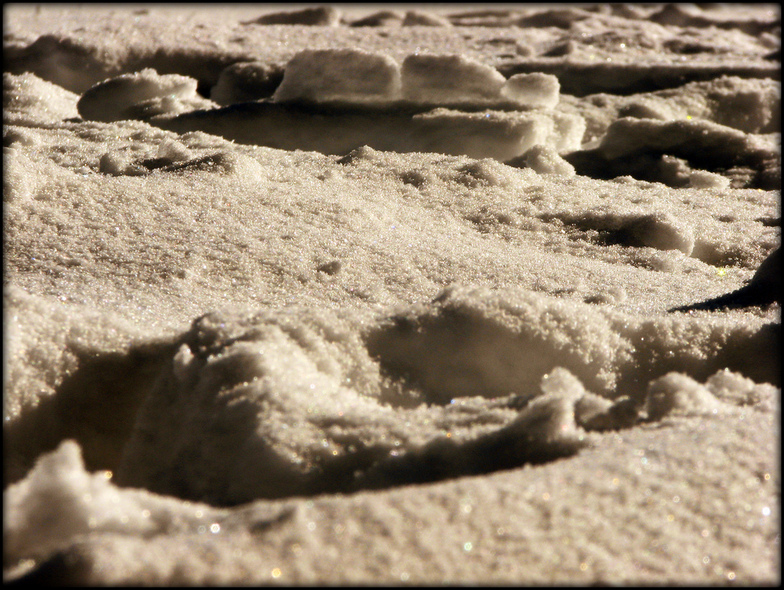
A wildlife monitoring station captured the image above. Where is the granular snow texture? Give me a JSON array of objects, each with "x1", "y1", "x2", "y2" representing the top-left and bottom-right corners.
[{"x1": 3, "y1": 3, "x2": 780, "y2": 586}]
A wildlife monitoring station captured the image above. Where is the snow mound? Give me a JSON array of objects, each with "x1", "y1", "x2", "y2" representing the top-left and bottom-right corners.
[
  {"x1": 367, "y1": 285, "x2": 631, "y2": 403},
  {"x1": 3, "y1": 72, "x2": 79, "y2": 125}
]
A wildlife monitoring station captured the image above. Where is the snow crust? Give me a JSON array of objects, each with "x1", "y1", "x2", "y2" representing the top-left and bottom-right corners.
[{"x1": 273, "y1": 48, "x2": 402, "y2": 103}]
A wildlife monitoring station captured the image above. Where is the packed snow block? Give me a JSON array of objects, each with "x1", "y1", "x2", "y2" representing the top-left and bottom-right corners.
[
  {"x1": 77, "y1": 69, "x2": 215, "y2": 123},
  {"x1": 614, "y1": 77, "x2": 781, "y2": 134},
  {"x1": 688, "y1": 169, "x2": 731, "y2": 189},
  {"x1": 567, "y1": 115, "x2": 778, "y2": 188},
  {"x1": 501, "y1": 73, "x2": 560, "y2": 109},
  {"x1": 210, "y1": 62, "x2": 284, "y2": 106},
  {"x1": 597, "y1": 117, "x2": 771, "y2": 169},
  {"x1": 4, "y1": 440, "x2": 229, "y2": 568},
  {"x1": 401, "y1": 54, "x2": 506, "y2": 103},
  {"x1": 410, "y1": 109, "x2": 555, "y2": 161},
  {"x1": 549, "y1": 112, "x2": 586, "y2": 152},
  {"x1": 645, "y1": 373, "x2": 725, "y2": 420},
  {"x1": 699, "y1": 76, "x2": 780, "y2": 134},
  {"x1": 273, "y1": 49, "x2": 402, "y2": 103},
  {"x1": 245, "y1": 6, "x2": 341, "y2": 26},
  {"x1": 407, "y1": 109, "x2": 581, "y2": 160}
]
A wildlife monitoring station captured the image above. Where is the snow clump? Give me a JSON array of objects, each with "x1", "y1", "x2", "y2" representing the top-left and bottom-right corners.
[{"x1": 77, "y1": 68, "x2": 216, "y2": 122}]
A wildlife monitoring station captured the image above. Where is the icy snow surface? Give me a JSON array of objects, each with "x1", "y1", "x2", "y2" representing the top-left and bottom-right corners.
[{"x1": 3, "y1": 3, "x2": 781, "y2": 586}]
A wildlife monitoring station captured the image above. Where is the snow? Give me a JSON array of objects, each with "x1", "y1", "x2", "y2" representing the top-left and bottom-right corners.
[
  {"x1": 273, "y1": 48, "x2": 402, "y2": 103},
  {"x1": 2, "y1": 3, "x2": 780, "y2": 586}
]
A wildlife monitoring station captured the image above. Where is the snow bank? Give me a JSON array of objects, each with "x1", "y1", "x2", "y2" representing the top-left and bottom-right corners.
[
  {"x1": 4, "y1": 286, "x2": 777, "y2": 569},
  {"x1": 273, "y1": 48, "x2": 402, "y2": 103},
  {"x1": 7, "y1": 286, "x2": 771, "y2": 509}
]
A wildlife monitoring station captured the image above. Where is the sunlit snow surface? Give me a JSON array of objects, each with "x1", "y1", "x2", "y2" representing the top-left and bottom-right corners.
[{"x1": 3, "y1": 3, "x2": 781, "y2": 586}]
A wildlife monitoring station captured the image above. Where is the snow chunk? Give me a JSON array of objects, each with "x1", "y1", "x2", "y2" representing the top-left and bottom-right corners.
[
  {"x1": 501, "y1": 73, "x2": 560, "y2": 109},
  {"x1": 541, "y1": 368, "x2": 639, "y2": 431},
  {"x1": 705, "y1": 369, "x2": 778, "y2": 412},
  {"x1": 645, "y1": 373, "x2": 726, "y2": 420},
  {"x1": 550, "y1": 112, "x2": 587, "y2": 153},
  {"x1": 520, "y1": 144, "x2": 576, "y2": 176},
  {"x1": 246, "y1": 6, "x2": 341, "y2": 26},
  {"x1": 349, "y1": 10, "x2": 405, "y2": 27},
  {"x1": 401, "y1": 54, "x2": 506, "y2": 103},
  {"x1": 77, "y1": 69, "x2": 216, "y2": 123},
  {"x1": 211, "y1": 62, "x2": 283, "y2": 106},
  {"x1": 4, "y1": 440, "x2": 158, "y2": 561},
  {"x1": 273, "y1": 49, "x2": 402, "y2": 103},
  {"x1": 4, "y1": 440, "x2": 226, "y2": 566},
  {"x1": 689, "y1": 169, "x2": 731, "y2": 189},
  {"x1": 540, "y1": 366, "x2": 588, "y2": 401},
  {"x1": 597, "y1": 117, "x2": 768, "y2": 168}
]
